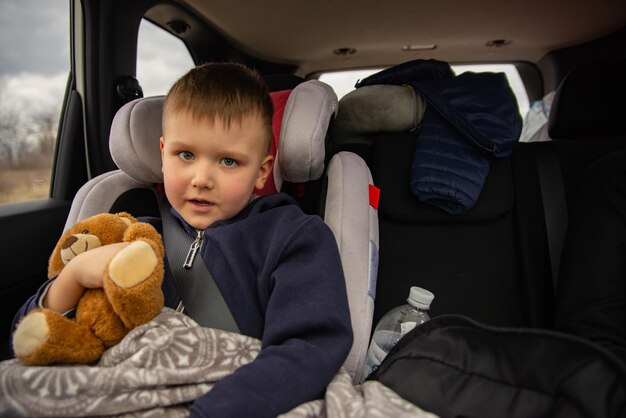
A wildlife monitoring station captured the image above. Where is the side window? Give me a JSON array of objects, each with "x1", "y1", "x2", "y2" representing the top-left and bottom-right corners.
[
  {"x1": 0, "y1": 0, "x2": 69, "y2": 205},
  {"x1": 318, "y1": 69, "x2": 384, "y2": 102},
  {"x1": 137, "y1": 19, "x2": 195, "y2": 97},
  {"x1": 319, "y1": 64, "x2": 530, "y2": 118}
]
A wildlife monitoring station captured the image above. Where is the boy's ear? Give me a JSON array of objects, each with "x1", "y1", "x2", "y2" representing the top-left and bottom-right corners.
[
  {"x1": 159, "y1": 137, "x2": 165, "y2": 170},
  {"x1": 255, "y1": 154, "x2": 275, "y2": 190}
]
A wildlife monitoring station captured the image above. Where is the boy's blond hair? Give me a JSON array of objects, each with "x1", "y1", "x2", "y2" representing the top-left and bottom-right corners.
[{"x1": 163, "y1": 62, "x2": 274, "y2": 152}]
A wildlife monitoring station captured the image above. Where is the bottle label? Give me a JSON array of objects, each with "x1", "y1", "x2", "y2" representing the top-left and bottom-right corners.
[
  {"x1": 400, "y1": 321, "x2": 416, "y2": 335},
  {"x1": 360, "y1": 330, "x2": 401, "y2": 382}
]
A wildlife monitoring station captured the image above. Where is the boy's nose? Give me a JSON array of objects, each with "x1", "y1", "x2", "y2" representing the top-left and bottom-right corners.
[{"x1": 191, "y1": 164, "x2": 215, "y2": 189}]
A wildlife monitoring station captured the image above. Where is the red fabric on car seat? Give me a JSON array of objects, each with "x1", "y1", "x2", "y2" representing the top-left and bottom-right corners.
[{"x1": 255, "y1": 89, "x2": 292, "y2": 196}]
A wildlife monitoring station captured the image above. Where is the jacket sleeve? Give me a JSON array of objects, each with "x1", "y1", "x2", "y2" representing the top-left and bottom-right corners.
[
  {"x1": 188, "y1": 218, "x2": 353, "y2": 418},
  {"x1": 10, "y1": 280, "x2": 77, "y2": 353}
]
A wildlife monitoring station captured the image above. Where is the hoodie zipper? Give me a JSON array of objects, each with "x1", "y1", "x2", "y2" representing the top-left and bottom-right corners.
[{"x1": 183, "y1": 229, "x2": 203, "y2": 269}]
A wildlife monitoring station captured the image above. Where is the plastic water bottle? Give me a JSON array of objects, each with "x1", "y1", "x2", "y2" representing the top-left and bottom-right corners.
[{"x1": 359, "y1": 286, "x2": 434, "y2": 382}]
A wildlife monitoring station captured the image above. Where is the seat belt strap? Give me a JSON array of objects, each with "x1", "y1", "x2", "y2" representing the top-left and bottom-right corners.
[
  {"x1": 160, "y1": 198, "x2": 240, "y2": 333},
  {"x1": 535, "y1": 144, "x2": 569, "y2": 290}
]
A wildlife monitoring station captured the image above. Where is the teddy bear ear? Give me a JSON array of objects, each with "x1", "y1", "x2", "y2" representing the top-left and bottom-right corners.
[
  {"x1": 115, "y1": 212, "x2": 137, "y2": 225},
  {"x1": 48, "y1": 229, "x2": 73, "y2": 278},
  {"x1": 48, "y1": 246, "x2": 65, "y2": 278}
]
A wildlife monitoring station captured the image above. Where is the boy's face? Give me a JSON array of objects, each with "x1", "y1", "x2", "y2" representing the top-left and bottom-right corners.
[{"x1": 160, "y1": 111, "x2": 274, "y2": 230}]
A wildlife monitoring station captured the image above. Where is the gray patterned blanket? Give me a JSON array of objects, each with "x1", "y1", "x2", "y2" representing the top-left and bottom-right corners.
[{"x1": 0, "y1": 308, "x2": 437, "y2": 418}]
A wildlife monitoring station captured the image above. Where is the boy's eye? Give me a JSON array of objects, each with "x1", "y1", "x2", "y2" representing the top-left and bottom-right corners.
[
  {"x1": 220, "y1": 157, "x2": 239, "y2": 167},
  {"x1": 177, "y1": 151, "x2": 194, "y2": 161}
]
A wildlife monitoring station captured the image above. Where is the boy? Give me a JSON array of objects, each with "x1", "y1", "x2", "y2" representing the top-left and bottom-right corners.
[{"x1": 12, "y1": 63, "x2": 353, "y2": 418}]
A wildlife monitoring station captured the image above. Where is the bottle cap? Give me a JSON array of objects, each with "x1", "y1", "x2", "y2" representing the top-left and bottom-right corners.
[{"x1": 407, "y1": 286, "x2": 434, "y2": 310}]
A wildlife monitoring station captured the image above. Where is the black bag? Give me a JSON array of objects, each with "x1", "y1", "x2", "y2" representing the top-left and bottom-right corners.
[{"x1": 369, "y1": 315, "x2": 626, "y2": 418}]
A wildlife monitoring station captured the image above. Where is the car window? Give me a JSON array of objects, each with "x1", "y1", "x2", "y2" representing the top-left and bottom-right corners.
[
  {"x1": 318, "y1": 69, "x2": 385, "y2": 102},
  {"x1": 0, "y1": 0, "x2": 69, "y2": 205},
  {"x1": 137, "y1": 19, "x2": 195, "y2": 97},
  {"x1": 319, "y1": 64, "x2": 530, "y2": 118}
]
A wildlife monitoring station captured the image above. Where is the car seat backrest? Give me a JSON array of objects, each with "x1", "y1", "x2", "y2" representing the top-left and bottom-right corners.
[
  {"x1": 330, "y1": 80, "x2": 555, "y2": 333},
  {"x1": 518, "y1": 60, "x2": 626, "y2": 356},
  {"x1": 324, "y1": 151, "x2": 380, "y2": 381},
  {"x1": 513, "y1": 60, "x2": 626, "y2": 291}
]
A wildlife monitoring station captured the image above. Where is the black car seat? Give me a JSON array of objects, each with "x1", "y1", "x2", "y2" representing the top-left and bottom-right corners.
[
  {"x1": 540, "y1": 59, "x2": 626, "y2": 362},
  {"x1": 328, "y1": 70, "x2": 555, "y2": 332},
  {"x1": 513, "y1": 59, "x2": 626, "y2": 293}
]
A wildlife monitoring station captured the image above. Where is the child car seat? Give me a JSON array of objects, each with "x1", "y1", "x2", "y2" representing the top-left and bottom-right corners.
[
  {"x1": 538, "y1": 59, "x2": 626, "y2": 363},
  {"x1": 62, "y1": 79, "x2": 377, "y2": 381}
]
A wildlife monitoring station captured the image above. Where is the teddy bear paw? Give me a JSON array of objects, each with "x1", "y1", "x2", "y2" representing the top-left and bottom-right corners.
[
  {"x1": 108, "y1": 240, "x2": 158, "y2": 288},
  {"x1": 13, "y1": 311, "x2": 49, "y2": 358}
]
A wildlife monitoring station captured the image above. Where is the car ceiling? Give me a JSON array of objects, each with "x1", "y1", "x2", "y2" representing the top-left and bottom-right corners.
[{"x1": 181, "y1": 0, "x2": 626, "y2": 75}]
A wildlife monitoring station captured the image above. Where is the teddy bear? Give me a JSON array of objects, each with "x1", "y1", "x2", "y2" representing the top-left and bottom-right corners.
[{"x1": 12, "y1": 212, "x2": 165, "y2": 366}]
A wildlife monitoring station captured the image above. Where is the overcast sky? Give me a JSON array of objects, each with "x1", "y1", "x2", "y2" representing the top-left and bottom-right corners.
[
  {"x1": 0, "y1": 0, "x2": 69, "y2": 113},
  {"x1": 0, "y1": 0, "x2": 194, "y2": 117}
]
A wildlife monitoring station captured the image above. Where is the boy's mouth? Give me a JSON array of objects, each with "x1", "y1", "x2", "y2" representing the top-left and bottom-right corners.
[{"x1": 190, "y1": 199, "x2": 213, "y2": 207}]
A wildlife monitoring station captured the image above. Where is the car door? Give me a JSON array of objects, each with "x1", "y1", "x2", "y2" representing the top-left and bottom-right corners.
[{"x1": 0, "y1": 0, "x2": 86, "y2": 360}]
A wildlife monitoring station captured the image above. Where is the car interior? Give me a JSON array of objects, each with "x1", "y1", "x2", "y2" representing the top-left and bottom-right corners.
[{"x1": 1, "y1": 0, "x2": 625, "y2": 408}]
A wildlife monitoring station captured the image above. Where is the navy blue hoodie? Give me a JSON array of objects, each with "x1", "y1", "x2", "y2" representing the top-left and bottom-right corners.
[{"x1": 12, "y1": 193, "x2": 353, "y2": 418}]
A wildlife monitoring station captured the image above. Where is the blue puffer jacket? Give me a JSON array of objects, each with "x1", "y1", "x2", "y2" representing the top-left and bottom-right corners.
[{"x1": 357, "y1": 59, "x2": 522, "y2": 214}]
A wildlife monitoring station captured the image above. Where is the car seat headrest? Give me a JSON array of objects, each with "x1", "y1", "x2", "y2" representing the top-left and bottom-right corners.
[
  {"x1": 109, "y1": 80, "x2": 338, "y2": 193},
  {"x1": 110, "y1": 96, "x2": 164, "y2": 184},
  {"x1": 548, "y1": 60, "x2": 626, "y2": 140},
  {"x1": 277, "y1": 80, "x2": 338, "y2": 184},
  {"x1": 331, "y1": 85, "x2": 425, "y2": 150}
]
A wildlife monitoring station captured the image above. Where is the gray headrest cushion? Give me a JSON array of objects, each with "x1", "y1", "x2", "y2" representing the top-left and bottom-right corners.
[
  {"x1": 110, "y1": 96, "x2": 164, "y2": 184},
  {"x1": 331, "y1": 85, "x2": 425, "y2": 147},
  {"x1": 278, "y1": 80, "x2": 338, "y2": 183}
]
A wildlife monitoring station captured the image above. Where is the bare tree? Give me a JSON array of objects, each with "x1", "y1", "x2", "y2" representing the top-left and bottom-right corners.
[
  {"x1": 0, "y1": 87, "x2": 59, "y2": 169},
  {"x1": 0, "y1": 94, "x2": 59, "y2": 202},
  {"x1": 27, "y1": 108, "x2": 59, "y2": 167},
  {"x1": 0, "y1": 102, "x2": 22, "y2": 168}
]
